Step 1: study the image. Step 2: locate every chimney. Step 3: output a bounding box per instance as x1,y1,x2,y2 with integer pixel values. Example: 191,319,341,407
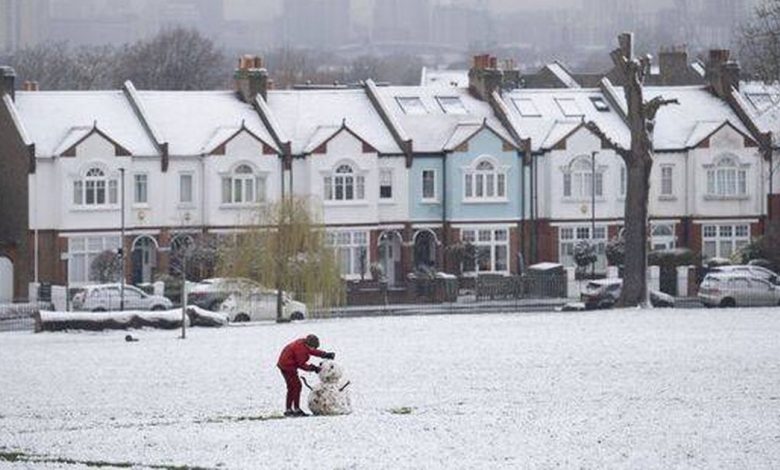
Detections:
234,55,269,102
469,54,517,100
658,46,688,86
0,66,15,100
706,49,740,98
22,80,39,91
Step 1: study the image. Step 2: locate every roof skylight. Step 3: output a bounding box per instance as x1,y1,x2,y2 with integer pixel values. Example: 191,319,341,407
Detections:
512,98,541,117
436,96,468,114
396,97,428,115
589,96,609,112
555,97,584,117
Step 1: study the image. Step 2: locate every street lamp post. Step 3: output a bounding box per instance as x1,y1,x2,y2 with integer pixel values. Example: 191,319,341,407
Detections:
591,151,597,277
119,168,126,311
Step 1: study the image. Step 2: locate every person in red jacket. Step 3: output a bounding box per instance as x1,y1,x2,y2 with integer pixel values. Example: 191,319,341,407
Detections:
277,334,335,416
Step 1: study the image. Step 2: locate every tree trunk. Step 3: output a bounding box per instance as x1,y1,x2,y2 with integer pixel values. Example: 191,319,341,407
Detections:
620,155,652,306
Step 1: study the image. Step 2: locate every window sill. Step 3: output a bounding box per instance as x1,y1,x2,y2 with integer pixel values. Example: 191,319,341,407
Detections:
71,205,120,212
420,199,440,205
378,199,396,205
561,197,607,203
220,203,264,210
132,203,150,209
177,203,197,210
703,194,750,201
324,200,369,207
462,198,509,204
658,195,677,201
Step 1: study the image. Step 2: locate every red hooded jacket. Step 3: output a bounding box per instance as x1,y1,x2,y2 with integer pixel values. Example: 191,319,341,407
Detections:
277,338,326,372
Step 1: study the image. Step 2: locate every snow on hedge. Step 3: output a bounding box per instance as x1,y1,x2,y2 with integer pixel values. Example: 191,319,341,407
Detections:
37,309,189,332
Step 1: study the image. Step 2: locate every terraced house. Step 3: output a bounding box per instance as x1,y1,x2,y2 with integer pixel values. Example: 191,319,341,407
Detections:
0,51,778,301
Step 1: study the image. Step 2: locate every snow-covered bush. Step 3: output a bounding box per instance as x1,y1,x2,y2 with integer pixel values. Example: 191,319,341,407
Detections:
573,240,597,275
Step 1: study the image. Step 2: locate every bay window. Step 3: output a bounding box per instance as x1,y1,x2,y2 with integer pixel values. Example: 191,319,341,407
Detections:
706,156,747,197
461,228,509,274
68,236,121,284
562,157,603,199
324,164,365,202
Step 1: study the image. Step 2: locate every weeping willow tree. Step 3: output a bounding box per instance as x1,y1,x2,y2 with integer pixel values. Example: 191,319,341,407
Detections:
217,196,344,321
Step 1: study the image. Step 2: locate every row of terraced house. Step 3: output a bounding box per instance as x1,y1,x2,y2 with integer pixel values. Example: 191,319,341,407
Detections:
1,48,780,301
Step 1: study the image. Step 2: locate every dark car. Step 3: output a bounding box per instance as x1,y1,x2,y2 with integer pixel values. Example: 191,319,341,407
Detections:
581,279,675,310
187,278,266,311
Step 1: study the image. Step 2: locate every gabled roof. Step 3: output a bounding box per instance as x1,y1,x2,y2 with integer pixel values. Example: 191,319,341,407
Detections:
13,91,158,157
374,85,514,153
617,86,755,151
501,87,629,152
737,81,780,144
200,122,277,155
266,88,402,155
54,124,132,156
135,90,278,156
443,120,518,152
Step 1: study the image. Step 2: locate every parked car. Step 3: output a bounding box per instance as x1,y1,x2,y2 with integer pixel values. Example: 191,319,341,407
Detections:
72,284,173,312
219,291,307,322
188,277,269,311
580,279,675,310
698,272,780,307
707,265,779,285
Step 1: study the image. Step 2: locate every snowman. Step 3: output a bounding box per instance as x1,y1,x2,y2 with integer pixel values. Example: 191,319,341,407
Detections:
304,360,352,416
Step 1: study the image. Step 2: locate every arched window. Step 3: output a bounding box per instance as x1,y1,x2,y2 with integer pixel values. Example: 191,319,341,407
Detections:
464,157,507,201
324,163,365,201
706,156,747,197
73,166,118,206
562,157,603,199
221,164,266,204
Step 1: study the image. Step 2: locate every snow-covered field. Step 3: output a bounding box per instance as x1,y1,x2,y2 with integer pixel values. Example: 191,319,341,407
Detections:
1,308,779,469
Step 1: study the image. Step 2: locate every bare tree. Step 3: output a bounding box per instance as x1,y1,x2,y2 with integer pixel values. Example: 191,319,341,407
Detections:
608,33,678,307
739,0,780,82
11,42,117,90
118,27,229,90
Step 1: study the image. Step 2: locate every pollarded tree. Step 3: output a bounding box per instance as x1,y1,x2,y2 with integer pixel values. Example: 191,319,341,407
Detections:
216,196,344,321
609,33,678,307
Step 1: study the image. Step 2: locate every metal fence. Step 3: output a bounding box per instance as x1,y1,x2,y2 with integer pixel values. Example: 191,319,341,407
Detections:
0,302,52,332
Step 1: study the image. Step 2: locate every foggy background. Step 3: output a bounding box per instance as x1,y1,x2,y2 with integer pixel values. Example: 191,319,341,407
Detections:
0,0,761,86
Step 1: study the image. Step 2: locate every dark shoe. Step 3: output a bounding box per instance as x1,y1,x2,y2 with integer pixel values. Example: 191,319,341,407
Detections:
292,409,309,417
284,410,295,417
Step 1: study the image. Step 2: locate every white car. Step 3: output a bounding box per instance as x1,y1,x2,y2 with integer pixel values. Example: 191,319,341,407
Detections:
219,291,307,322
698,273,780,308
72,284,174,312
708,265,779,285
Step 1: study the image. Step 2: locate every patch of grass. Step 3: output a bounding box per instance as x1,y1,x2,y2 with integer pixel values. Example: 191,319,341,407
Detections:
0,450,25,462
200,413,286,424
388,406,414,415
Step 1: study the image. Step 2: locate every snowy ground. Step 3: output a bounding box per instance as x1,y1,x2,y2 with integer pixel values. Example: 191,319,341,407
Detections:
1,308,779,469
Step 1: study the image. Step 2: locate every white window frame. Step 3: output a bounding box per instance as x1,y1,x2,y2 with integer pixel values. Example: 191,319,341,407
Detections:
379,168,393,201
421,169,437,202
702,224,750,259
619,164,626,198
461,228,510,275
561,157,604,200
660,165,674,197
133,173,148,205
651,223,676,251
179,172,194,205
396,96,427,115
67,235,121,284
463,157,508,203
221,164,266,206
559,225,608,272
705,155,748,199
73,166,118,208
436,96,468,114
324,163,365,203
327,230,369,278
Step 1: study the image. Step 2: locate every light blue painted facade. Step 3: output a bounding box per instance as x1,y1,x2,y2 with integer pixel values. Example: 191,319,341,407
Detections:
445,129,522,222
409,154,445,221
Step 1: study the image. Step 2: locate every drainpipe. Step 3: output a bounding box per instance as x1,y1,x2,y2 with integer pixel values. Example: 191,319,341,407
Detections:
441,152,447,270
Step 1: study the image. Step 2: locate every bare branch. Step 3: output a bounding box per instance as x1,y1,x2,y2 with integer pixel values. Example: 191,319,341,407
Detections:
645,96,680,121
584,120,629,158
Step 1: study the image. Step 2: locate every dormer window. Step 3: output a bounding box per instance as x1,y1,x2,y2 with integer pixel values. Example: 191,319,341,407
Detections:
396,97,427,115
436,96,468,114
324,164,365,201
73,166,118,207
464,157,508,202
590,96,609,112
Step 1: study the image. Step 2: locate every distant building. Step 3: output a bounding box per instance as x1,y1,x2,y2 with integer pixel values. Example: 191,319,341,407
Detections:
279,0,351,48
0,0,49,53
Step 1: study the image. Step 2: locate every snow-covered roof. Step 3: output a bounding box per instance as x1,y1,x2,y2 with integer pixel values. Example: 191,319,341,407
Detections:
14,91,158,157
420,68,469,88
501,88,629,152
637,86,754,150
544,62,581,89
375,85,514,153
737,81,780,141
266,89,402,155
136,91,278,156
